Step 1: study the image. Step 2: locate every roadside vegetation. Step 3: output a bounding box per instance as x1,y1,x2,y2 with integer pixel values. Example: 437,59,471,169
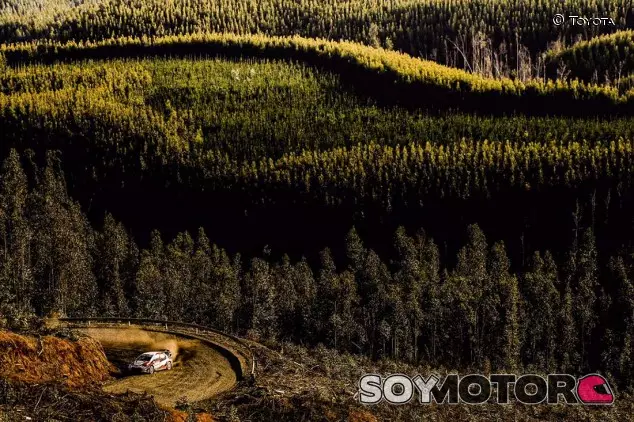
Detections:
207,340,634,421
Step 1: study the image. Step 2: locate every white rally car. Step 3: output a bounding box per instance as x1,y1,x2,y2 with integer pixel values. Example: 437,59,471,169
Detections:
128,350,173,374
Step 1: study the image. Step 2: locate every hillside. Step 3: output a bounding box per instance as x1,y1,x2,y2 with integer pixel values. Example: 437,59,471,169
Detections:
3,33,633,114
1,0,632,75
0,37,633,264
547,30,634,86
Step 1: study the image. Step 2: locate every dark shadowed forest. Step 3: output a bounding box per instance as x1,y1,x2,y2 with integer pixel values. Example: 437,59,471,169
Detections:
2,149,634,392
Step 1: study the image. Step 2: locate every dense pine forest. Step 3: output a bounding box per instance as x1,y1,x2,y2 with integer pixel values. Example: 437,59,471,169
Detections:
1,1,634,418
1,0,633,76
547,30,634,84
2,149,634,391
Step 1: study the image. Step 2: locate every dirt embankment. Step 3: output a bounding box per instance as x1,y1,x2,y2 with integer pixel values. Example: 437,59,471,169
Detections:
0,330,210,421
0,330,114,388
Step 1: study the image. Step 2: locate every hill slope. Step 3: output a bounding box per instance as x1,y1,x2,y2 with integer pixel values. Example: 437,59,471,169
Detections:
547,30,634,85
1,0,631,68
3,33,632,115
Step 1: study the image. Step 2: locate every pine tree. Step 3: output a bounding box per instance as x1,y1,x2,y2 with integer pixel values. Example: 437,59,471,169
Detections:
522,251,560,371
291,257,316,340
489,241,520,371
360,248,391,357
135,230,166,319
332,269,361,352
417,229,442,365
272,254,297,339
164,232,194,321
345,226,366,273
454,224,489,366
0,149,32,314
190,227,213,325
558,281,577,373
124,239,140,312
29,153,97,316
227,253,243,331
575,228,599,371
95,213,131,317
314,248,339,346
214,246,242,332
441,269,471,366
244,257,277,339
607,256,634,383
393,227,425,362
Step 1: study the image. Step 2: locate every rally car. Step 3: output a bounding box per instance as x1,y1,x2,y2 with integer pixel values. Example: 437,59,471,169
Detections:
127,350,173,374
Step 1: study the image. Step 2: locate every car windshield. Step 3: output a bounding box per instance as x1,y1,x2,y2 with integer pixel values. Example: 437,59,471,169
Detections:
136,354,153,362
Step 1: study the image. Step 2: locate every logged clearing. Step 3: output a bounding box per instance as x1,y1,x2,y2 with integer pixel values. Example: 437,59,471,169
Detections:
81,327,237,408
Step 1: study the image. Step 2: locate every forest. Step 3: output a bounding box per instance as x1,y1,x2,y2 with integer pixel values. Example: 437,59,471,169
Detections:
1,0,633,75
2,149,634,392
1,0,634,419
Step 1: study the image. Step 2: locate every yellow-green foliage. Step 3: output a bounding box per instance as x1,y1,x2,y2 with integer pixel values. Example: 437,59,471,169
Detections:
203,139,634,201
3,55,634,165
1,33,630,108
0,50,632,207
547,30,634,83
0,0,630,65
0,60,151,94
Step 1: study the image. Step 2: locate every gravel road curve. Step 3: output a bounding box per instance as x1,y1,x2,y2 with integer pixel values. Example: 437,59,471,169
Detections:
80,327,237,408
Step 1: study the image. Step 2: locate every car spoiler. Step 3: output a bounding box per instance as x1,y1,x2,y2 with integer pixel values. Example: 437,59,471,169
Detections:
163,349,172,358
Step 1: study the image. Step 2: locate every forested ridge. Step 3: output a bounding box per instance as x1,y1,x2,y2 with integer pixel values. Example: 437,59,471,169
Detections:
1,0,633,75
0,51,633,265
547,30,634,85
3,33,634,115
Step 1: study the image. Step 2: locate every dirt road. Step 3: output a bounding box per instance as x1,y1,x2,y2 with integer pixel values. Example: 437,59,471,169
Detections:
80,328,237,407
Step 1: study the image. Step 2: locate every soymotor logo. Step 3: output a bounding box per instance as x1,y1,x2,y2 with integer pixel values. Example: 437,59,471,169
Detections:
358,373,614,405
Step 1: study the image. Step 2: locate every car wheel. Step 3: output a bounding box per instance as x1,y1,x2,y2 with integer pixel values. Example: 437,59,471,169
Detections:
167,362,172,371
148,366,155,375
